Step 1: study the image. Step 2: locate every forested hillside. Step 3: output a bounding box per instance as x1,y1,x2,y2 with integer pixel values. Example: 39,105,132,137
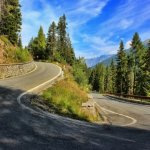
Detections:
89,33,150,96
0,0,32,63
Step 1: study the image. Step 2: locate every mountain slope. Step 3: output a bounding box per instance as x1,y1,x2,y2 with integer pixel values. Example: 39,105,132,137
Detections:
101,39,150,66
85,55,113,67
87,39,150,67
0,36,32,64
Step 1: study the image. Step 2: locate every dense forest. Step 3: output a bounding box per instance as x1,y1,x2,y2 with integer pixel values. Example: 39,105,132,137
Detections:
89,33,150,96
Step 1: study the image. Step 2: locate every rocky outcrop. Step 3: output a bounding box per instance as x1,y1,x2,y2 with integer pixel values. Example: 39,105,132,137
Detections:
0,61,36,79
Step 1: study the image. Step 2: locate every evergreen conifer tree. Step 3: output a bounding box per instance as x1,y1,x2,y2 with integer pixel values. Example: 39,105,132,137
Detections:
116,41,128,94
126,54,134,94
36,26,46,59
57,15,67,60
18,35,22,49
28,26,46,59
104,66,110,93
140,40,150,95
110,60,116,93
46,21,57,60
65,34,75,65
89,69,96,90
0,0,22,44
131,32,146,95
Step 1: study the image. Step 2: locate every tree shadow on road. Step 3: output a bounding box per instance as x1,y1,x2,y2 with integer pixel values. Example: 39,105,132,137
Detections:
0,86,150,150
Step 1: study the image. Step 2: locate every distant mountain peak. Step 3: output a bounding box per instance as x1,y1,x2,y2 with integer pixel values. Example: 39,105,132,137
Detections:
85,54,113,67
86,39,149,67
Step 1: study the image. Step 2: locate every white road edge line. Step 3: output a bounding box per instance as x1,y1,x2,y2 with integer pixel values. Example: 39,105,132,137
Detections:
16,67,136,143
95,102,137,127
17,64,62,112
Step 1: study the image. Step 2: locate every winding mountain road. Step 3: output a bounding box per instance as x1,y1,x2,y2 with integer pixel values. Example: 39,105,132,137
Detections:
93,93,150,130
0,62,150,150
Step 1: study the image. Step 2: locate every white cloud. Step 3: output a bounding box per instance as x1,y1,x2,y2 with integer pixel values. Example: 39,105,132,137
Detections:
79,0,150,58
98,0,150,35
140,31,150,41
21,0,109,47
20,0,150,58
125,40,131,49
68,0,109,25
21,0,59,46
75,49,97,58
80,34,119,57
120,19,133,29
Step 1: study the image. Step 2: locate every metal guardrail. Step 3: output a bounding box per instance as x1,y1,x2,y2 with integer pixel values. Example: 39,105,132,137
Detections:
107,93,150,101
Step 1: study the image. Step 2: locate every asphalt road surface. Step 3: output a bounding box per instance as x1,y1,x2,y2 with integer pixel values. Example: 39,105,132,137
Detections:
92,93,150,130
0,62,150,150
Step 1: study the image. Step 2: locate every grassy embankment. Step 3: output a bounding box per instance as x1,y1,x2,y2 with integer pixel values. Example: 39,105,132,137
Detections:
0,36,32,64
32,65,100,122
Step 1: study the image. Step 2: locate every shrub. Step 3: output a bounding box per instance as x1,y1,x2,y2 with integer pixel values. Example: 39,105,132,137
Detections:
15,48,32,62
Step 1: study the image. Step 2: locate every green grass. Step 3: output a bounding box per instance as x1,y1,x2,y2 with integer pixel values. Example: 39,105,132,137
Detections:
42,79,88,120
40,77,99,122
30,63,100,122
0,35,32,64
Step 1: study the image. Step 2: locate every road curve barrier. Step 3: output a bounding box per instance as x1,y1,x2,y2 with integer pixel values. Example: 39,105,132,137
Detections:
0,61,36,79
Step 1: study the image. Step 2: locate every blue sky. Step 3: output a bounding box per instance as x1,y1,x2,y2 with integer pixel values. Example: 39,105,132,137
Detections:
20,0,150,58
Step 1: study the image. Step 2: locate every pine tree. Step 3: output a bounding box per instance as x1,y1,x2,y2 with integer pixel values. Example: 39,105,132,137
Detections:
140,40,150,96
56,14,76,65
27,37,34,52
0,0,22,44
38,26,46,48
145,40,150,72
36,26,46,59
98,64,105,93
73,58,89,87
28,26,46,59
57,14,67,60
110,60,116,93
46,21,57,60
65,34,75,65
89,69,96,90
92,64,105,93
0,0,5,21
104,66,110,93
127,54,134,94
131,32,146,95
18,35,22,49
92,66,100,91
116,41,128,94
